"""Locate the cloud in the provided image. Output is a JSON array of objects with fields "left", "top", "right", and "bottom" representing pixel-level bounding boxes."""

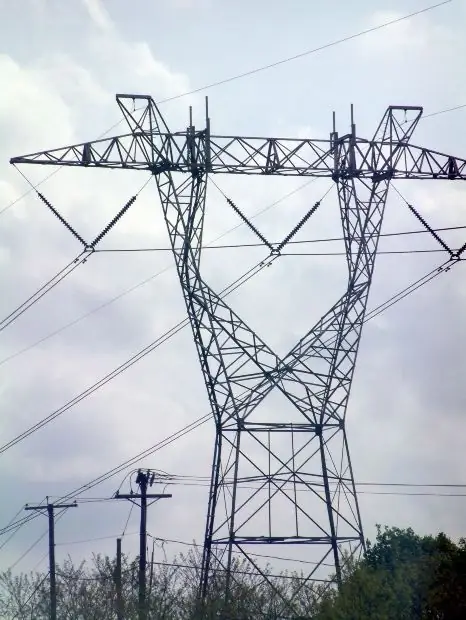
[{"left": 81, "top": 0, "right": 114, "bottom": 32}]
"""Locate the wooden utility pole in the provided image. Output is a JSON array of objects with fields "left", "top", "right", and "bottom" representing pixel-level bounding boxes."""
[
  {"left": 25, "top": 499, "right": 77, "bottom": 620},
  {"left": 148, "top": 538, "right": 155, "bottom": 599},
  {"left": 115, "top": 469, "right": 171, "bottom": 620},
  {"left": 115, "top": 537, "right": 124, "bottom": 620}
]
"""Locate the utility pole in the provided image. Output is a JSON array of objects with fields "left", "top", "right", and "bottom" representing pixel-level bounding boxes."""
[
  {"left": 25, "top": 498, "right": 77, "bottom": 620},
  {"left": 115, "top": 469, "right": 172, "bottom": 620},
  {"left": 115, "top": 537, "right": 123, "bottom": 620},
  {"left": 148, "top": 538, "right": 155, "bottom": 600}
]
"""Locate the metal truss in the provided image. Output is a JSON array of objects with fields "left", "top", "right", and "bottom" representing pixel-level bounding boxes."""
[{"left": 11, "top": 95, "right": 466, "bottom": 617}]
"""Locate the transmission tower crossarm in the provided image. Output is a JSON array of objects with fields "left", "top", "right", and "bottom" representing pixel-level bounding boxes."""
[
  {"left": 11, "top": 139, "right": 466, "bottom": 181},
  {"left": 9, "top": 134, "right": 336, "bottom": 176},
  {"left": 387, "top": 143, "right": 466, "bottom": 180}
]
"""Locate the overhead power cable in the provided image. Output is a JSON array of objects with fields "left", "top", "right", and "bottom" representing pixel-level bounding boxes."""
[
  {"left": 393, "top": 184, "right": 466, "bottom": 261},
  {"left": 1, "top": 235, "right": 462, "bottom": 548},
  {"left": 0, "top": 249, "right": 457, "bottom": 536},
  {"left": 6, "top": 508, "right": 67, "bottom": 573},
  {"left": 0, "top": 505, "right": 26, "bottom": 551},
  {"left": 121, "top": 503, "right": 134, "bottom": 539},
  {"left": 0, "top": 415, "right": 212, "bottom": 539},
  {"left": 0, "top": 175, "right": 151, "bottom": 332},
  {"left": 0, "top": 252, "right": 90, "bottom": 333},
  {"left": 422, "top": 103, "right": 466, "bottom": 120},
  {"left": 56, "top": 532, "right": 138, "bottom": 547},
  {"left": 0, "top": 117, "right": 134, "bottom": 219},
  {"left": 156, "top": 1, "right": 453, "bottom": 104},
  {"left": 0, "top": 182, "right": 335, "bottom": 456},
  {"left": 2, "top": 252, "right": 460, "bottom": 546},
  {"left": 10, "top": 572, "right": 50, "bottom": 620},
  {"left": 0, "top": 196, "right": 462, "bottom": 535},
  {"left": 0, "top": 249, "right": 280, "bottom": 457},
  {"left": 158, "top": 477, "right": 466, "bottom": 498},
  {"left": 0, "top": 0, "right": 459, "bottom": 221},
  {"left": 7, "top": 509, "right": 65, "bottom": 572},
  {"left": 163, "top": 474, "right": 466, "bottom": 488},
  {"left": 2, "top": 183, "right": 464, "bottom": 368},
  {"left": 0, "top": 178, "right": 317, "bottom": 367},
  {"left": 95, "top": 221, "right": 466, "bottom": 253}
]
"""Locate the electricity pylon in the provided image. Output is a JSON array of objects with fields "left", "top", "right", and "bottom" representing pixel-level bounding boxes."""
[{"left": 11, "top": 95, "right": 466, "bottom": 616}]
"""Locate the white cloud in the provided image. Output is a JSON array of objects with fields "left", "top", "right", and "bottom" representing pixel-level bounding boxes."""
[{"left": 81, "top": 0, "right": 114, "bottom": 32}]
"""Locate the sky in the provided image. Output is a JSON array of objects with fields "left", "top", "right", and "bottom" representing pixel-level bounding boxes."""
[{"left": 0, "top": 0, "right": 466, "bottom": 587}]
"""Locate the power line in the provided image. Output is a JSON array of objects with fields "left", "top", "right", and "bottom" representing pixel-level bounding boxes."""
[
  {"left": 422, "top": 103, "right": 466, "bottom": 120},
  {"left": 1, "top": 255, "right": 460, "bottom": 543},
  {"left": 2, "top": 207, "right": 464, "bottom": 367},
  {"left": 7, "top": 177, "right": 441, "bottom": 457},
  {"left": 7, "top": 508, "right": 67, "bottom": 573},
  {"left": 2, "top": 257, "right": 459, "bottom": 550},
  {"left": 0, "top": 252, "right": 89, "bottom": 333},
  {"left": 0, "top": 175, "right": 151, "bottom": 334},
  {"left": 95, "top": 223, "right": 466, "bottom": 253},
  {"left": 0, "top": 253, "right": 276, "bottom": 457},
  {"left": 147, "top": 473, "right": 466, "bottom": 489},
  {"left": 11, "top": 571, "right": 50, "bottom": 620},
  {"left": 0, "top": 181, "right": 336, "bottom": 453},
  {"left": 148, "top": 535, "right": 334, "bottom": 568},
  {"left": 121, "top": 503, "right": 134, "bottom": 538},
  {"left": 0, "top": 178, "right": 316, "bottom": 368},
  {"left": 0, "top": 505, "right": 27, "bottom": 551},
  {"left": 0, "top": 256, "right": 459, "bottom": 559},
  {"left": 156, "top": 1, "right": 453, "bottom": 104},
  {"left": 56, "top": 532, "right": 138, "bottom": 547},
  {"left": 276, "top": 249, "right": 452, "bottom": 256},
  {"left": 0, "top": 414, "right": 211, "bottom": 540},
  {"left": 0, "top": 114, "right": 132, "bottom": 219},
  {"left": 0, "top": 3, "right": 460, "bottom": 222},
  {"left": 152, "top": 478, "right": 466, "bottom": 498}
]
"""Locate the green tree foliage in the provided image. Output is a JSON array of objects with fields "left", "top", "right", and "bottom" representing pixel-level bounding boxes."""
[
  {"left": 317, "top": 526, "right": 466, "bottom": 620},
  {"left": 1, "top": 527, "right": 465, "bottom": 618},
  {"left": 0, "top": 547, "right": 321, "bottom": 619}
]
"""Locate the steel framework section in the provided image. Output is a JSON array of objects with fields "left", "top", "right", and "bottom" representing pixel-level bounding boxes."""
[
  {"left": 10, "top": 99, "right": 466, "bottom": 181},
  {"left": 11, "top": 95, "right": 466, "bottom": 617}
]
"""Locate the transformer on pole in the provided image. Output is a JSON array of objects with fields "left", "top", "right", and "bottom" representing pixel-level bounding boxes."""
[{"left": 12, "top": 95, "right": 466, "bottom": 616}]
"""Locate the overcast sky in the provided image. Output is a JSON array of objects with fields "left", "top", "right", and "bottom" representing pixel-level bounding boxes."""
[{"left": 0, "top": 0, "right": 466, "bottom": 582}]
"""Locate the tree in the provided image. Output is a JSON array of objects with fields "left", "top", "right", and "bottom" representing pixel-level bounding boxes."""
[
  {"left": 316, "top": 526, "right": 466, "bottom": 620},
  {"left": 2, "top": 527, "right": 465, "bottom": 618},
  {"left": 0, "top": 549, "right": 320, "bottom": 619}
]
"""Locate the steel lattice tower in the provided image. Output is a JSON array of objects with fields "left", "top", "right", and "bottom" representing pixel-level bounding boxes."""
[{"left": 11, "top": 95, "right": 466, "bottom": 616}]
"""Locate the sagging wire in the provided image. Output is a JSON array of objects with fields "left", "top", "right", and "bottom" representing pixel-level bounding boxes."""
[
  {"left": 1, "top": 181, "right": 463, "bottom": 542},
  {"left": 392, "top": 184, "right": 466, "bottom": 263},
  {"left": 0, "top": 243, "right": 455, "bottom": 548},
  {"left": 0, "top": 505, "right": 27, "bottom": 550},
  {"left": 0, "top": 251, "right": 91, "bottom": 333},
  {"left": 121, "top": 503, "right": 134, "bottom": 539},
  {"left": 211, "top": 176, "right": 333, "bottom": 256},
  {"left": 0, "top": 244, "right": 280, "bottom": 458},
  {"left": 10, "top": 571, "right": 50, "bottom": 620},
  {"left": 0, "top": 170, "right": 152, "bottom": 333},
  {"left": 274, "top": 185, "right": 333, "bottom": 254},
  {"left": 210, "top": 178, "right": 275, "bottom": 253},
  {"left": 0, "top": 249, "right": 450, "bottom": 543}
]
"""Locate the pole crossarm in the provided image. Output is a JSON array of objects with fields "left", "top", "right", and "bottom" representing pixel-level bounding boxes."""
[
  {"left": 24, "top": 501, "right": 77, "bottom": 620},
  {"left": 10, "top": 96, "right": 466, "bottom": 181},
  {"left": 12, "top": 93, "right": 466, "bottom": 618}
]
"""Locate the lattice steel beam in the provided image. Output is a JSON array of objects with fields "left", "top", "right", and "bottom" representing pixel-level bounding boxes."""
[{"left": 11, "top": 97, "right": 466, "bottom": 181}]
